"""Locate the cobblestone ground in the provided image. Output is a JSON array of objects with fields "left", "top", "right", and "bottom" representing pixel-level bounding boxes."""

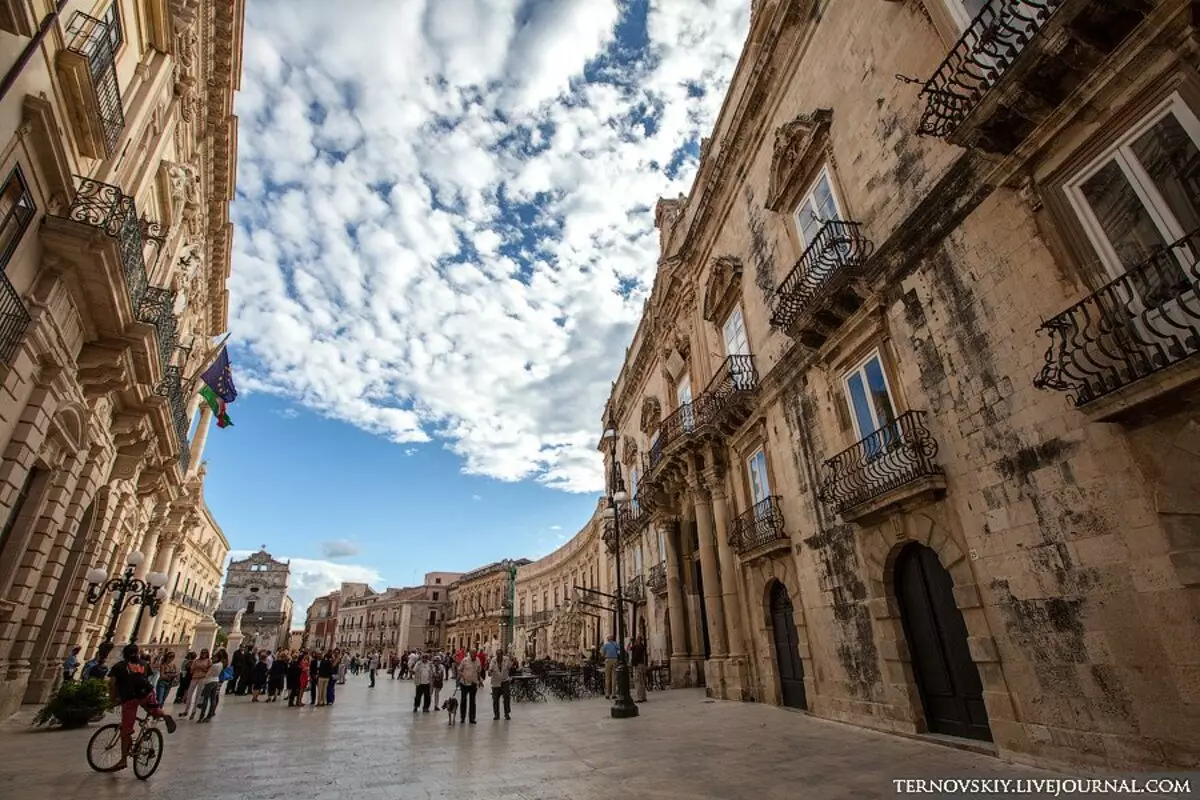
[{"left": 0, "top": 674, "right": 1056, "bottom": 800}]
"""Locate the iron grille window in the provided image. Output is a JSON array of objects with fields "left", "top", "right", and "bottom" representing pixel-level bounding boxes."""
[
  {"left": 0, "top": 167, "right": 34, "bottom": 273},
  {"left": 102, "top": 2, "right": 123, "bottom": 53}
]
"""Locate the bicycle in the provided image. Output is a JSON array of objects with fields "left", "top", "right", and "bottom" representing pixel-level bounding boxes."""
[{"left": 86, "top": 709, "right": 165, "bottom": 780}]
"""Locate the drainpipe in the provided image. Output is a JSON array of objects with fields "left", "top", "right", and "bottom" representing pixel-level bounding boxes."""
[{"left": 0, "top": 0, "right": 72, "bottom": 105}]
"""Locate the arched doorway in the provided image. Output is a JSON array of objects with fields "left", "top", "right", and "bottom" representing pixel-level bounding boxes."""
[
  {"left": 768, "top": 581, "right": 806, "bottom": 709},
  {"left": 895, "top": 543, "right": 991, "bottom": 741}
]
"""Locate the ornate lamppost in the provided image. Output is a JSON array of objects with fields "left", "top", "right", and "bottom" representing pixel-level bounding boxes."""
[
  {"left": 601, "top": 415, "right": 639, "bottom": 719},
  {"left": 85, "top": 550, "right": 169, "bottom": 645},
  {"left": 500, "top": 558, "right": 517, "bottom": 651}
]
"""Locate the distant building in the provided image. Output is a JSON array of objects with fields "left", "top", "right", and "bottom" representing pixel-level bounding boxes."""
[
  {"left": 313, "top": 572, "right": 460, "bottom": 655},
  {"left": 215, "top": 548, "right": 294, "bottom": 652}
]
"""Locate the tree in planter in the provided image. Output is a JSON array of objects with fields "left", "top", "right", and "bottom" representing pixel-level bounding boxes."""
[{"left": 32, "top": 678, "right": 112, "bottom": 729}]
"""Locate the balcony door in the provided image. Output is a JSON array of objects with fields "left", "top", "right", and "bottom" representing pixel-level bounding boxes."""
[
  {"left": 793, "top": 167, "right": 842, "bottom": 248},
  {"left": 1066, "top": 94, "right": 1200, "bottom": 360},
  {"left": 747, "top": 449, "right": 770, "bottom": 513},
  {"left": 843, "top": 350, "right": 897, "bottom": 456},
  {"left": 723, "top": 307, "right": 754, "bottom": 390},
  {"left": 677, "top": 376, "right": 694, "bottom": 431}
]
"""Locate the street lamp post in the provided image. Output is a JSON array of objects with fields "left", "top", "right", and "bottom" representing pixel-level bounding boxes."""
[
  {"left": 501, "top": 558, "right": 516, "bottom": 651},
  {"left": 84, "top": 550, "right": 169, "bottom": 644},
  {"left": 601, "top": 416, "right": 639, "bottom": 719}
]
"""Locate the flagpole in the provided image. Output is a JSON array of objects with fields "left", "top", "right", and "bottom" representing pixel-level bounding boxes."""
[{"left": 186, "top": 332, "right": 232, "bottom": 388}]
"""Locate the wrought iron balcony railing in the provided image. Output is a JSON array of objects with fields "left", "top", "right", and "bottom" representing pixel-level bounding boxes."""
[
  {"left": 646, "top": 562, "right": 667, "bottom": 594},
  {"left": 60, "top": 177, "right": 166, "bottom": 314},
  {"left": 64, "top": 12, "right": 126, "bottom": 156},
  {"left": 729, "top": 497, "right": 789, "bottom": 556},
  {"left": 647, "top": 399, "right": 695, "bottom": 470},
  {"left": 620, "top": 505, "right": 649, "bottom": 540},
  {"left": 770, "top": 220, "right": 873, "bottom": 338},
  {"left": 694, "top": 354, "right": 759, "bottom": 428},
  {"left": 1035, "top": 229, "right": 1200, "bottom": 407},
  {"left": 136, "top": 286, "right": 179, "bottom": 370},
  {"left": 622, "top": 575, "right": 645, "bottom": 604},
  {"left": 155, "top": 365, "right": 191, "bottom": 473},
  {"left": 817, "top": 410, "right": 942, "bottom": 514},
  {"left": 0, "top": 272, "right": 30, "bottom": 365},
  {"left": 917, "top": 0, "right": 1064, "bottom": 140}
]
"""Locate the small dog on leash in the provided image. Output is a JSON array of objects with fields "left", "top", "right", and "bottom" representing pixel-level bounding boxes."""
[{"left": 442, "top": 695, "right": 459, "bottom": 725}]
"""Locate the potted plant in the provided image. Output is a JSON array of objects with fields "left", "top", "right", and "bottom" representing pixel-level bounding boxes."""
[{"left": 32, "top": 678, "right": 111, "bottom": 729}]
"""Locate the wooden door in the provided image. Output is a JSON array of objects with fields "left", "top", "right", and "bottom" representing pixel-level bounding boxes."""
[
  {"left": 769, "top": 582, "right": 807, "bottom": 709},
  {"left": 896, "top": 544, "right": 992, "bottom": 741}
]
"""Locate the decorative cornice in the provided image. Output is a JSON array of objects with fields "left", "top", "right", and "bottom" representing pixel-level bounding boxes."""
[
  {"left": 765, "top": 108, "right": 833, "bottom": 212},
  {"left": 702, "top": 255, "right": 745, "bottom": 323}
]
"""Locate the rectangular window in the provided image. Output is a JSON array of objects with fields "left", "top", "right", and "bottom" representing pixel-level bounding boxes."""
[
  {"left": 793, "top": 167, "right": 842, "bottom": 248},
  {"left": 722, "top": 307, "right": 750, "bottom": 356},
  {"left": 629, "top": 467, "right": 639, "bottom": 511},
  {"left": 634, "top": 543, "right": 643, "bottom": 576},
  {"left": 658, "top": 528, "right": 667, "bottom": 562},
  {"left": 942, "top": 0, "right": 987, "bottom": 30},
  {"left": 0, "top": 167, "right": 34, "bottom": 273},
  {"left": 1065, "top": 94, "right": 1200, "bottom": 299},
  {"left": 747, "top": 449, "right": 771, "bottom": 507},
  {"left": 246, "top": 600, "right": 256, "bottom": 614},
  {"left": 102, "top": 1, "right": 123, "bottom": 53},
  {"left": 843, "top": 350, "right": 898, "bottom": 451},
  {"left": 432, "top": 591, "right": 438, "bottom": 601}
]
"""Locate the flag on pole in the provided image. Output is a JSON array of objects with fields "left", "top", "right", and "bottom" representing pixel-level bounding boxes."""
[{"left": 198, "top": 345, "right": 238, "bottom": 429}]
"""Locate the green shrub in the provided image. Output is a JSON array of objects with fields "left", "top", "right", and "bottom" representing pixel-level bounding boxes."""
[{"left": 32, "top": 678, "right": 111, "bottom": 728}]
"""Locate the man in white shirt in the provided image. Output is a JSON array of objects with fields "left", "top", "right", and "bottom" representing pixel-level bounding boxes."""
[
  {"left": 407, "top": 650, "right": 419, "bottom": 678},
  {"left": 412, "top": 652, "right": 434, "bottom": 712},
  {"left": 488, "top": 649, "right": 516, "bottom": 721}
]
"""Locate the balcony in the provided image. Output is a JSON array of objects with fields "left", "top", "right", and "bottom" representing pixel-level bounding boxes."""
[
  {"left": 622, "top": 575, "right": 645, "bottom": 604},
  {"left": 154, "top": 366, "right": 191, "bottom": 473},
  {"left": 58, "top": 12, "right": 126, "bottom": 158},
  {"left": 694, "top": 355, "right": 760, "bottom": 434},
  {"left": 729, "top": 497, "right": 791, "bottom": 560},
  {"left": 136, "top": 286, "right": 179, "bottom": 373},
  {"left": 0, "top": 272, "right": 30, "bottom": 365},
  {"left": 917, "top": 0, "right": 1154, "bottom": 155},
  {"left": 1034, "top": 229, "right": 1200, "bottom": 416},
  {"left": 646, "top": 400, "right": 694, "bottom": 472},
  {"left": 817, "top": 410, "right": 946, "bottom": 522},
  {"left": 770, "top": 221, "right": 873, "bottom": 347},
  {"left": 646, "top": 562, "right": 667, "bottom": 595}
]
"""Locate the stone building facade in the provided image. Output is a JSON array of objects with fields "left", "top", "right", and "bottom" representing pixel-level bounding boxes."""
[
  {"left": 303, "top": 586, "right": 341, "bottom": 652},
  {"left": 585, "top": 0, "right": 1200, "bottom": 772},
  {"left": 513, "top": 507, "right": 610, "bottom": 662},
  {"left": 151, "top": 496, "right": 227, "bottom": 644},
  {"left": 0, "top": 0, "right": 242, "bottom": 718},
  {"left": 333, "top": 572, "right": 455, "bottom": 654},
  {"left": 215, "top": 548, "right": 292, "bottom": 652},
  {"left": 444, "top": 560, "right": 526, "bottom": 653}
]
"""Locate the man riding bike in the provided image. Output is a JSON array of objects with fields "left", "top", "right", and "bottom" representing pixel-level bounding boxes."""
[{"left": 107, "top": 643, "right": 177, "bottom": 771}]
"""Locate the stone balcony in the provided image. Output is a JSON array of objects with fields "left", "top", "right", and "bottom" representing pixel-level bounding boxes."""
[
  {"left": 917, "top": 0, "right": 1156, "bottom": 155},
  {"left": 729, "top": 497, "right": 790, "bottom": 561},
  {"left": 770, "top": 220, "right": 874, "bottom": 347},
  {"left": 155, "top": 366, "right": 192, "bottom": 474},
  {"left": 646, "top": 562, "right": 667, "bottom": 595},
  {"left": 57, "top": 12, "right": 126, "bottom": 159},
  {"left": 817, "top": 410, "right": 946, "bottom": 524},
  {"left": 1034, "top": 227, "right": 1200, "bottom": 419}
]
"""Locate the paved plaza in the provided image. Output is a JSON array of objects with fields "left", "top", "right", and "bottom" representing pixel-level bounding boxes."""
[{"left": 0, "top": 677, "right": 1057, "bottom": 800}]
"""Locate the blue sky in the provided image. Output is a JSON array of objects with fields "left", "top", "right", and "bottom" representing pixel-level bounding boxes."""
[{"left": 212, "top": 0, "right": 748, "bottom": 611}]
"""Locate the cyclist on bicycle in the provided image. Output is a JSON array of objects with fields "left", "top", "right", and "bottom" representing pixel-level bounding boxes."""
[{"left": 107, "top": 643, "right": 177, "bottom": 770}]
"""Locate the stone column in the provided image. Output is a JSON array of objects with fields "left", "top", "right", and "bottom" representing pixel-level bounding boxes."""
[
  {"left": 145, "top": 536, "right": 180, "bottom": 643},
  {"left": 186, "top": 390, "right": 202, "bottom": 427},
  {"left": 191, "top": 614, "right": 218, "bottom": 654},
  {"left": 188, "top": 405, "right": 213, "bottom": 476},
  {"left": 709, "top": 474, "right": 749, "bottom": 700},
  {"left": 657, "top": 516, "right": 691, "bottom": 687},
  {"left": 690, "top": 476, "right": 728, "bottom": 693}
]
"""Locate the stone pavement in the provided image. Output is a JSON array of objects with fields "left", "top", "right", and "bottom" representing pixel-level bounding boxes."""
[{"left": 0, "top": 674, "right": 1057, "bottom": 800}]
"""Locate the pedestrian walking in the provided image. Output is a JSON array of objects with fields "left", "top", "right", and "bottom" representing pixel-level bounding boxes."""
[
  {"left": 155, "top": 650, "right": 179, "bottom": 707},
  {"left": 368, "top": 651, "right": 380, "bottom": 688},
  {"left": 194, "top": 648, "right": 228, "bottom": 723},
  {"left": 412, "top": 652, "right": 434, "bottom": 712},
  {"left": 183, "top": 648, "right": 211, "bottom": 716},
  {"left": 268, "top": 649, "right": 288, "bottom": 702},
  {"left": 600, "top": 634, "right": 620, "bottom": 698},
  {"left": 631, "top": 636, "right": 648, "bottom": 702},
  {"left": 287, "top": 652, "right": 304, "bottom": 707},
  {"left": 175, "top": 651, "right": 196, "bottom": 704},
  {"left": 456, "top": 650, "right": 481, "bottom": 724},
  {"left": 62, "top": 645, "right": 81, "bottom": 683},
  {"left": 316, "top": 650, "right": 334, "bottom": 706},
  {"left": 488, "top": 648, "right": 515, "bottom": 721},
  {"left": 251, "top": 651, "right": 269, "bottom": 701},
  {"left": 431, "top": 656, "right": 446, "bottom": 710}
]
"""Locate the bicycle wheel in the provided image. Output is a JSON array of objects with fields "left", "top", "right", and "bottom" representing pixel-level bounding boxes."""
[
  {"left": 132, "top": 727, "right": 163, "bottom": 780},
  {"left": 86, "top": 724, "right": 124, "bottom": 772}
]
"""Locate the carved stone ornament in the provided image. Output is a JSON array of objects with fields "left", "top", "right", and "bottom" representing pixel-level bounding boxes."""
[
  {"left": 622, "top": 436, "right": 639, "bottom": 466},
  {"left": 654, "top": 195, "right": 685, "bottom": 232},
  {"left": 702, "top": 255, "right": 744, "bottom": 323},
  {"left": 766, "top": 109, "right": 834, "bottom": 212},
  {"left": 639, "top": 396, "right": 662, "bottom": 437}
]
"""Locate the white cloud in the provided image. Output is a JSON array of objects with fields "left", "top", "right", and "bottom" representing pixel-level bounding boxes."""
[
  {"left": 549, "top": 525, "right": 562, "bottom": 531},
  {"left": 472, "top": 494, "right": 482, "bottom": 501},
  {"left": 319, "top": 539, "right": 360, "bottom": 559},
  {"left": 230, "top": 0, "right": 750, "bottom": 493},
  {"left": 226, "top": 550, "right": 383, "bottom": 618}
]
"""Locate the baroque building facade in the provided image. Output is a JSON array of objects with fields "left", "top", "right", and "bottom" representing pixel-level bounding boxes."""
[
  {"left": 588, "top": 0, "right": 1200, "bottom": 772},
  {"left": 333, "top": 572, "right": 455, "bottom": 654},
  {"left": 512, "top": 507, "right": 610, "bottom": 662},
  {"left": 151, "top": 494, "right": 226, "bottom": 645},
  {"left": 214, "top": 548, "right": 292, "bottom": 652},
  {"left": 444, "top": 561, "right": 525, "bottom": 653},
  {"left": 0, "top": 0, "right": 242, "bottom": 718}
]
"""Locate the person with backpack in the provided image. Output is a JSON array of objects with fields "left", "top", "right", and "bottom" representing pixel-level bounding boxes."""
[
  {"left": 193, "top": 648, "right": 228, "bottom": 723},
  {"left": 81, "top": 641, "right": 114, "bottom": 681},
  {"left": 107, "top": 644, "right": 176, "bottom": 770}
]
